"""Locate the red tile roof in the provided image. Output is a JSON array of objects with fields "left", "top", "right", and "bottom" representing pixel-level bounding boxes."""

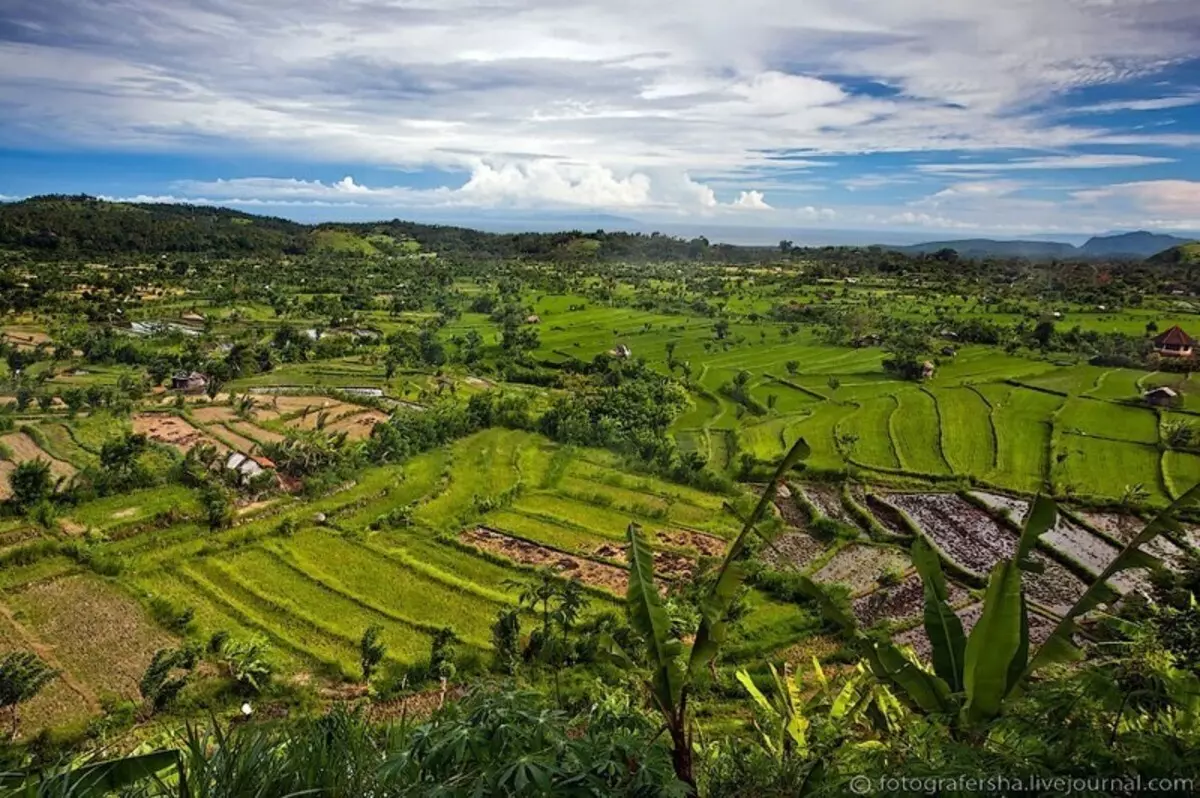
[{"left": 1154, "top": 325, "right": 1195, "bottom": 347}]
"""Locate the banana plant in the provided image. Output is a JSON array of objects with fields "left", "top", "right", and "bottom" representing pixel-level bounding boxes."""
[
  {"left": 862, "top": 484, "right": 1200, "bottom": 730},
  {"left": 736, "top": 662, "right": 810, "bottom": 760},
  {"left": 856, "top": 495, "right": 1056, "bottom": 727},
  {"left": 0, "top": 749, "right": 185, "bottom": 797},
  {"left": 1024, "top": 482, "right": 1200, "bottom": 679},
  {"left": 606, "top": 437, "right": 810, "bottom": 793},
  {"left": 735, "top": 658, "right": 903, "bottom": 797}
]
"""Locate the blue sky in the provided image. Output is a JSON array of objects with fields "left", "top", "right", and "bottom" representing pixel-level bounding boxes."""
[{"left": 2, "top": 0, "right": 1199, "bottom": 240}]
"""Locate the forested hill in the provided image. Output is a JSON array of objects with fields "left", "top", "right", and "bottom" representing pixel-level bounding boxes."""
[{"left": 0, "top": 195, "right": 773, "bottom": 261}]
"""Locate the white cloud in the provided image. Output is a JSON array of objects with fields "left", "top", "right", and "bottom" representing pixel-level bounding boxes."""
[
  {"left": 918, "top": 154, "right": 1176, "bottom": 174},
  {"left": 1070, "top": 95, "right": 1200, "bottom": 113},
  {"left": 731, "top": 190, "right": 771, "bottom": 210},
  {"left": 177, "top": 166, "right": 784, "bottom": 214},
  {"left": 929, "top": 180, "right": 1024, "bottom": 199},
  {"left": 2, "top": 1, "right": 1198, "bottom": 170},
  {"left": 1, "top": 1, "right": 1199, "bottom": 225},
  {"left": 1072, "top": 180, "right": 1200, "bottom": 217}
]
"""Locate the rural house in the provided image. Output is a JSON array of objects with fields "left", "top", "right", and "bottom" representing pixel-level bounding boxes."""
[
  {"left": 224, "top": 452, "right": 276, "bottom": 484},
  {"left": 1153, "top": 325, "right": 1195, "bottom": 358},
  {"left": 171, "top": 371, "right": 208, "bottom": 393},
  {"left": 609, "top": 344, "right": 633, "bottom": 359},
  {"left": 1143, "top": 386, "right": 1178, "bottom": 407},
  {"left": 525, "top": 314, "right": 541, "bottom": 324}
]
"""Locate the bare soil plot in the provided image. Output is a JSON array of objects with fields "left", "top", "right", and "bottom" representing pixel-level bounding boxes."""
[
  {"left": 589, "top": 541, "right": 698, "bottom": 582},
  {"left": 209, "top": 425, "right": 260, "bottom": 454},
  {"left": 7, "top": 575, "right": 176, "bottom": 706},
  {"left": 133, "top": 413, "right": 226, "bottom": 453},
  {"left": 894, "top": 603, "right": 1058, "bottom": 662},
  {"left": 0, "top": 461, "right": 14, "bottom": 500},
  {"left": 254, "top": 395, "right": 359, "bottom": 422},
  {"left": 229, "top": 420, "right": 285, "bottom": 444},
  {"left": 862, "top": 491, "right": 910, "bottom": 537},
  {"left": 190, "top": 405, "right": 239, "bottom": 424},
  {"left": 801, "top": 484, "right": 854, "bottom": 524},
  {"left": 652, "top": 528, "right": 727, "bottom": 557},
  {"left": 1, "top": 330, "right": 51, "bottom": 350},
  {"left": 774, "top": 492, "right": 811, "bottom": 529},
  {"left": 760, "top": 532, "right": 824, "bottom": 571},
  {"left": 1024, "top": 553, "right": 1088, "bottom": 616},
  {"left": 290, "top": 404, "right": 365, "bottom": 431},
  {"left": 813, "top": 544, "right": 910, "bottom": 595},
  {"left": 969, "top": 491, "right": 1029, "bottom": 522},
  {"left": 1077, "top": 511, "right": 1189, "bottom": 572},
  {"left": 852, "top": 573, "right": 969, "bottom": 628},
  {"left": 886, "top": 493, "right": 1018, "bottom": 577},
  {"left": 463, "top": 527, "right": 628, "bottom": 594},
  {"left": 0, "top": 607, "right": 94, "bottom": 736},
  {"left": 327, "top": 410, "right": 389, "bottom": 440},
  {"left": 1043, "top": 519, "right": 1149, "bottom": 594},
  {"left": 0, "top": 432, "right": 77, "bottom": 483},
  {"left": 1183, "top": 527, "right": 1200, "bottom": 551}
]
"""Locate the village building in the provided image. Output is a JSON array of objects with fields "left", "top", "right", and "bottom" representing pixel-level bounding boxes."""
[
  {"left": 224, "top": 452, "right": 276, "bottom": 484},
  {"left": 171, "top": 371, "right": 208, "bottom": 393},
  {"left": 1143, "top": 386, "right": 1179, "bottom": 407},
  {"left": 1153, "top": 325, "right": 1195, "bottom": 358},
  {"left": 609, "top": 344, "right": 633, "bottom": 359},
  {"left": 525, "top": 314, "right": 541, "bottom": 324}
]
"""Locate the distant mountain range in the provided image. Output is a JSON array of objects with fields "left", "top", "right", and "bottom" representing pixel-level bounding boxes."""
[{"left": 886, "top": 231, "right": 1199, "bottom": 260}]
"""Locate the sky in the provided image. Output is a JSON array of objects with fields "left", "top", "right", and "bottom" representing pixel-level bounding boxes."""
[{"left": 2, "top": 0, "right": 1200, "bottom": 241}]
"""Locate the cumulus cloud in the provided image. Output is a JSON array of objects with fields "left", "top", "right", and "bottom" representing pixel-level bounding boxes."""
[
  {"left": 178, "top": 165, "right": 775, "bottom": 213},
  {"left": 731, "top": 190, "right": 771, "bottom": 210},
  {"left": 1, "top": 1, "right": 1198, "bottom": 225}
]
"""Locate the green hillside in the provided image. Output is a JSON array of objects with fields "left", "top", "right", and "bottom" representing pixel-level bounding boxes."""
[{"left": 1148, "top": 241, "right": 1200, "bottom": 265}]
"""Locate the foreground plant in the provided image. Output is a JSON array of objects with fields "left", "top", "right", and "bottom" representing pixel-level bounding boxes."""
[
  {"left": 607, "top": 437, "right": 810, "bottom": 792},
  {"left": 835, "top": 484, "right": 1200, "bottom": 732}
]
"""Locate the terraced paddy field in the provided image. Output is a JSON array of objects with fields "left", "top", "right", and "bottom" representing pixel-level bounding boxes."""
[{"left": 0, "top": 427, "right": 825, "bottom": 736}]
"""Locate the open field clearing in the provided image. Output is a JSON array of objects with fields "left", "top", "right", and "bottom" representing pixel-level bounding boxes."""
[
  {"left": 133, "top": 413, "right": 225, "bottom": 452},
  {"left": 800, "top": 483, "right": 854, "bottom": 525},
  {"left": 760, "top": 531, "right": 825, "bottom": 571},
  {"left": 1042, "top": 519, "right": 1149, "bottom": 593},
  {"left": 969, "top": 490, "right": 1029, "bottom": 521},
  {"left": 463, "top": 526, "right": 629, "bottom": 594},
  {"left": 851, "top": 573, "right": 969, "bottom": 628},
  {"left": 227, "top": 419, "right": 285, "bottom": 444},
  {"left": 0, "top": 609, "right": 93, "bottom": 736},
  {"left": 0, "top": 432, "right": 77, "bottom": 483},
  {"left": 4, "top": 576, "right": 176, "bottom": 707},
  {"left": 812, "top": 544, "right": 910, "bottom": 595},
  {"left": 1076, "top": 510, "right": 1190, "bottom": 571},
  {"left": 190, "top": 405, "right": 239, "bottom": 424},
  {"left": 886, "top": 493, "right": 1017, "bottom": 577},
  {"left": 327, "top": 409, "right": 389, "bottom": 439},
  {"left": 250, "top": 394, "right": 356, "bottom": 421}
]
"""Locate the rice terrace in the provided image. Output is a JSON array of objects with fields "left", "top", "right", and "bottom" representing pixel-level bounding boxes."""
[{"left": 1, "top": 196, "right": 1200, "bottom": 793}]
